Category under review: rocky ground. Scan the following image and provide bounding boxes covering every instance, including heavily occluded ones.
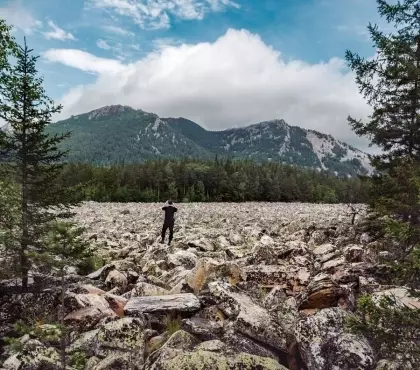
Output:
[1,202,418,369]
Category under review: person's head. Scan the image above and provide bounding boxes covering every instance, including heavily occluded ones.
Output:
[168,200,173,205]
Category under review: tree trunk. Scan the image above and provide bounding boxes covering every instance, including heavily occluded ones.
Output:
[60,271,67,370]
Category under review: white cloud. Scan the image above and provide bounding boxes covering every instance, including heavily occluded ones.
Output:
[44,20,76,41]
[87,0,240,30]
[45,29,372,150]
[97,39,112,50]
[43,49,124,74]
[103,25,135,36]
[152,37,183,50]
[0,0,42,35]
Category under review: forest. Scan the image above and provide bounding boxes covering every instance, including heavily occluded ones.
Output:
[55,159,368,203]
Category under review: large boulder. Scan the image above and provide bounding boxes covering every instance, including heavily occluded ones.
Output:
[206,281,288,354]
[70,316,152,359]
[167,250,198,270]
[145,331,287,370]
[2,339,61,370]
[124,294,201,316]
[295,308,374,370]
[123,282,169,299]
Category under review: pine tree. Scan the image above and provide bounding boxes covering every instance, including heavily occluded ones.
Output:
[346,0,420,169]
[0,38,75,289]
[345,1,420,366]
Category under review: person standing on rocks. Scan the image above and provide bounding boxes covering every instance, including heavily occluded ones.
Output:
[160,200,177,246]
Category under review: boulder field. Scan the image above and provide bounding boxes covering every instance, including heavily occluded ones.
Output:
[1,202,418,369]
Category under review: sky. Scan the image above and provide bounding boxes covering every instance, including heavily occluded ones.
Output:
[0,0,391,150]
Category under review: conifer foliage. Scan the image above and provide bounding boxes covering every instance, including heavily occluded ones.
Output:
[345,1,420,365]
[0,38,76,289]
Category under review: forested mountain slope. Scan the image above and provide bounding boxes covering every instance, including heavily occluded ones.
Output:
[47,105,372,176]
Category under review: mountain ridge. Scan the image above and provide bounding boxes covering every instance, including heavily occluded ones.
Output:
[47,105,373,177]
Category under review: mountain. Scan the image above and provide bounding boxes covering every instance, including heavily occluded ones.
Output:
[47,105,373,176]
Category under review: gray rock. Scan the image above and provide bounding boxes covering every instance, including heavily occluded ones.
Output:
[295,307,373,370]
[181,317,223,341]
[167,250,198,270]
[125,293,201,315]
[123,282,169,298]
[2,339,60,370]
[207,281,288,353]
[321,333,375,370]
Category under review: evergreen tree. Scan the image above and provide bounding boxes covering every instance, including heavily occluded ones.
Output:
[346,0,420,169]
[0,38,75,289]
[345,1,420,365]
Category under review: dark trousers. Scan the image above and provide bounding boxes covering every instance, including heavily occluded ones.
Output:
[161,222,174,244]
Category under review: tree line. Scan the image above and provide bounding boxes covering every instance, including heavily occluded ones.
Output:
[54,160,369,204]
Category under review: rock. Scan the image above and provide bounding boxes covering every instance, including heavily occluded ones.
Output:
[295,307,373,370]
[167,250,198,270]
[251,243,278,264]
[0,291,61,333]
[372,287,420,309]
[64,306,118,330]
[2,339,61,370]
[187,238,215,252]
[71,317,150,359]
[124,294,201,316]
[87,265,113,280]
[243,264,310,290]
[64,292,110,312]
[207,281,288,353]
[84,356,100,370]
[147,332,170,355]
[93,353,138,370]
[375,359,406,370]
[321,333,375,370]
[123,282,169,298]
[103,293,128,317]
[145,330,200,369]
[321,256,346,272]
[344,245,364,262]
[299,274,340,310]
[105,270,128,290]
[222,322,280,361]
[145,331,287,370]
[181,317,223,341]
[312,243,335,257]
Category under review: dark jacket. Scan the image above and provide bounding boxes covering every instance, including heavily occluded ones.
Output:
[162,204,177,224]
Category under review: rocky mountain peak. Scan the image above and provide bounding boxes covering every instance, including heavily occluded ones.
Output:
[87,105,135,120]
[49,106,373,176]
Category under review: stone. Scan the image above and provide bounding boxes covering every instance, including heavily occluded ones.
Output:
[167,250,198,270]
[71,317,151,359]
[187,238,215,252]
[312,243,335,257]
[64,292,114,316]
[94,353,136,370]
[2,339,61,370]
[372,287,420,309]
[344,245,364,262]
[105,270,128,289]
[124,294,201,316]
[299,274,340,310]
[321,333,375,370]
[295,307,373,370]
[64,306,118,330]
[321,256,346,272]
[145,331,287,370]
[243,264,310,290]
[181,317,223,341]
[207,281,288,353]
[123,282,169,298]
